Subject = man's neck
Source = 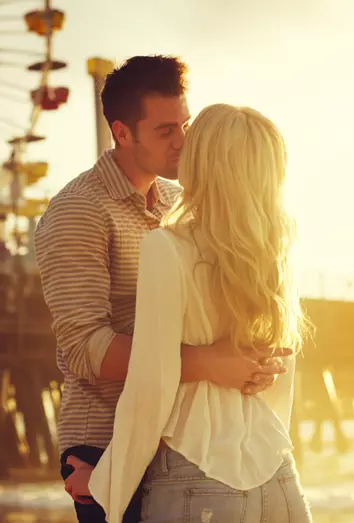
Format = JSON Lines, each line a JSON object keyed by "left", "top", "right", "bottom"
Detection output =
{"left": 113, "top": 148, "right": 155, "bottom": 197}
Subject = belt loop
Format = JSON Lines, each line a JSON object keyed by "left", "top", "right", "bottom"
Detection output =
{"left": 161, "top": 447, "right": 168, "bottom": 473}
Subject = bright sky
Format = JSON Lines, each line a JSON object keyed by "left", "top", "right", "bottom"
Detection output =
{"left": 1, "top": 0, "right": 354, "bottom": 298}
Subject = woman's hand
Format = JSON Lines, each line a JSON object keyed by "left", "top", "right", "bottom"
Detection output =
{"left": 64, "top": 456, "right": 95, "bottom": 504}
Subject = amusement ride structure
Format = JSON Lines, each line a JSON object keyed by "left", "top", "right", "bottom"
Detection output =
{"left": 0, "top": 0, "right": 69, "bottom": 476}
{"left": 0, "top": 1, "right": 114, "bottom": 478}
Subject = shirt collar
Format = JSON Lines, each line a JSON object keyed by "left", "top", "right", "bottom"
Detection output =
{"left": 95, "top": 149, "right": 135, "bottom": 200}
{"left": 95, "top": 149, "right": 168, "bottom": 205}
{"left": 152, "top": 177, "right": 169, "bottom": 206}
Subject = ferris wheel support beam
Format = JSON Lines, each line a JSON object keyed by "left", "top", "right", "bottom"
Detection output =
{"left": 87, "top": 57, "right": 114, "bottom": 158}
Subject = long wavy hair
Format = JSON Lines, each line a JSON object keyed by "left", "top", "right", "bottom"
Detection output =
{"left": 163, "top": 104, "right": 306, "bottom": 353}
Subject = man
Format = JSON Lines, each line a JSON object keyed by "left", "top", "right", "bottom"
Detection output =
{"left": 35, "top": 55, "right": 290, "bottom": 523}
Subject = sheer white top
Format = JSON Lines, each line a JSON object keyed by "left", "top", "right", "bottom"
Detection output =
{"left": 89, "top": 227, "right": 294, "bottom": 522}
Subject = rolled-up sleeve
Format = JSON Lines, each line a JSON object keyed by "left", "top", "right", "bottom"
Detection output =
{"left": 35, "top": 191, "right": 116, "bottom": 384}
{"left": 89, "top": 228, "right": 186, "bottom": 522}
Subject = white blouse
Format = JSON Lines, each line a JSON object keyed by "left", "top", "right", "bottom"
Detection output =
{"left": 89, "top": 227, "right": 295, "bottom": 523}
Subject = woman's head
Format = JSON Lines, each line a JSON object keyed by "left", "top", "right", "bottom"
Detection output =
{"left": 166, "top": 104, "right": 305, "bottom": 352}
{"left": 178, "top": 104, "right": 286, "bottom": 224}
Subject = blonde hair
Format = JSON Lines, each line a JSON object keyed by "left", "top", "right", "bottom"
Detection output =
{"left": 163, "top": 104, "right": 305, "bottom": 353}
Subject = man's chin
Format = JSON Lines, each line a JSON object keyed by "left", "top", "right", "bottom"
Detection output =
{"left": 158, "top": 170, "right": 179, "bottom": 181}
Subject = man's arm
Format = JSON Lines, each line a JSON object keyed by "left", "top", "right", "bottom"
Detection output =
{"left": 35, "top": 192, "right": 117, "bottom": 385}
{"left": 99, "top": 314, "right": 289, "bottom": 392}
{"left": 99, "top": 333, "right": 289, "bottom": 388}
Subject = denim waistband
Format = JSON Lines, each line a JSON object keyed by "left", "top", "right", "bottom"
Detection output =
{"left": 149, "top": 443, "right": 294, "bottom": 480}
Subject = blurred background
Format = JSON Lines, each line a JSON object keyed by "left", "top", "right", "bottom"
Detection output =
{"left": 0, "top": 0, "right": 354, "bottom": 522}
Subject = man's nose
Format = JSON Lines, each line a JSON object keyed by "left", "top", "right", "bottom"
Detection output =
{"left": 172, "top": 127, "right": 186, "bottom": 150}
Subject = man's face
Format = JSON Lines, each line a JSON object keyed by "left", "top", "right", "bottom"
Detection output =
{"left": 132, "top": 95, "right": 191, "bottom": 180}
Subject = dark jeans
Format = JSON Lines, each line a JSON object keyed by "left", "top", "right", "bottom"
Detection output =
{"left": 61, "top": 445, "right": 142, "bottom": 523}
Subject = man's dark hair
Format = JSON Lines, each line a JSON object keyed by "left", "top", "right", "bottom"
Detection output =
{"left": 101, "top": 55, "right": 188, "bottom": 136}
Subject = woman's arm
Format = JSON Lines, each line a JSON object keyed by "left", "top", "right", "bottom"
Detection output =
{"left": 88, "top": 229, "right": 186, "bottom": 522}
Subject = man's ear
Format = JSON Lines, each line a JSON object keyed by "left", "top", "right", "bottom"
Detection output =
{"left": 112, "top": 121, "right": 133, "bottom": 147}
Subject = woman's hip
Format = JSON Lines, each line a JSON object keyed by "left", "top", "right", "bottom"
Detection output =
{"left": 140, "top": 446, "right": 312, "bottom": 523}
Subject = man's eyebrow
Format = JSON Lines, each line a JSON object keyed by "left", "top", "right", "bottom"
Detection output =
{"left": 154, "top": 116, "right": 191, "bottom": 130}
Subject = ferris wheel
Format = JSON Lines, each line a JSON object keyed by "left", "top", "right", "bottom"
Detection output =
{"left": 0, "top": 0, "right": 68, "bottom": 247}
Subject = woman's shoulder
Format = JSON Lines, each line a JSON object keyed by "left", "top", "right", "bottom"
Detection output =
{"left": 142, "top": 226, "right": 197, "bottom": 261}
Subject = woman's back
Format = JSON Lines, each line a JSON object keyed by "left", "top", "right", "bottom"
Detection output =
{"left": 159, "top": 226, "right": 295, "bottom": 490}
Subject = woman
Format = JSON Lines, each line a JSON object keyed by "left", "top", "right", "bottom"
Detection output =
{"left": 67, "top": 104, "right": 312, "bottom": 522}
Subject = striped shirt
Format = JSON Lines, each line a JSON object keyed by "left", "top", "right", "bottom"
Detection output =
{"left": 35, "top": 149, "right": 181, "bottom": 454}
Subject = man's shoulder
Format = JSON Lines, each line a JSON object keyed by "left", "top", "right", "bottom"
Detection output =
{"left": 37, "top": 167, "right": 106, "bottom": 231}
{"left": 53, "top": 166, "right": 101, "bottom": 202}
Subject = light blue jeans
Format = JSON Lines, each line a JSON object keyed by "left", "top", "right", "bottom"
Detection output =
{"left": 140, "top": 446, "right": 312, "bottom": 523}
